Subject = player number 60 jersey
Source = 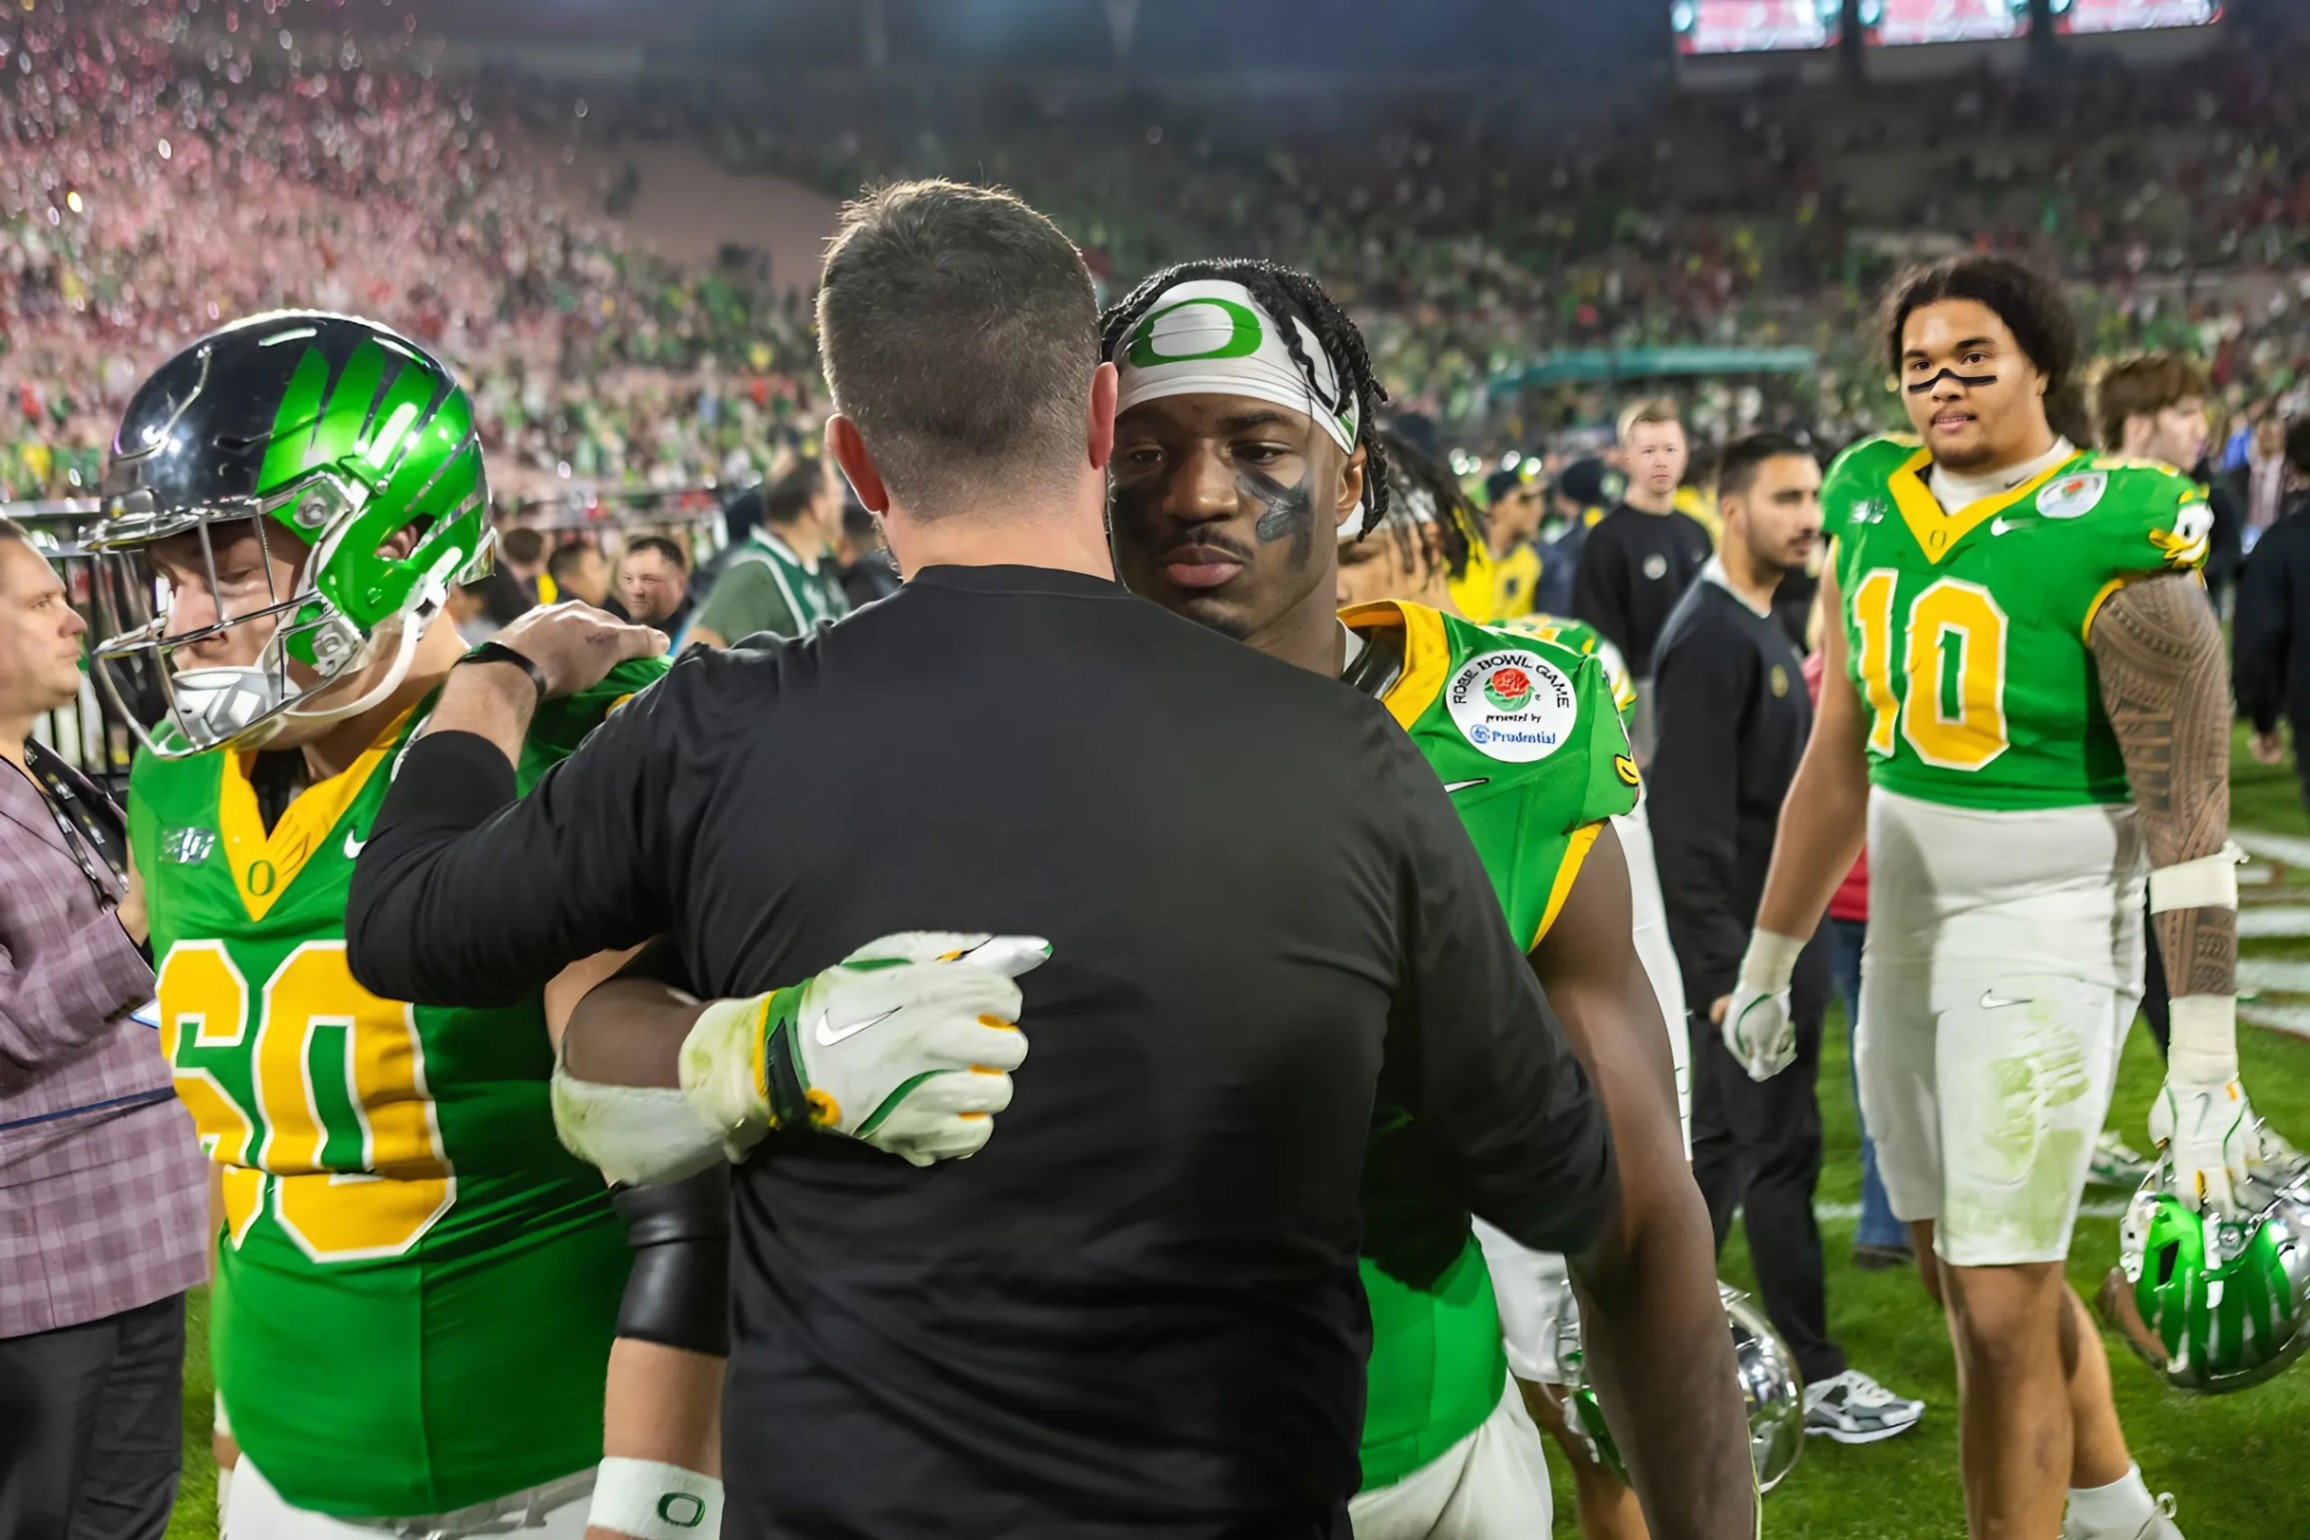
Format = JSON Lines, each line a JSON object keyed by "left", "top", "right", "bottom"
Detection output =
{"left": 1820, "top": 436, "right": 2210, "bottom": 813}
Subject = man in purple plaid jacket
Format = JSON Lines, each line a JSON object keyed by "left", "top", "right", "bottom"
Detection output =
{"left": 0, "top": 521, "right": 206, "bottom": 1540}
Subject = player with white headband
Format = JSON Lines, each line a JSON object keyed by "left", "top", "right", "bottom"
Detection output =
{"left": 1101, "top": 259, "right": 1754, "bottom": 1540}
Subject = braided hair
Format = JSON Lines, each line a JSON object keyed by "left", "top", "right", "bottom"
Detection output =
{"left": 1372, "top": 429, "right": 1485, "bottom": 582}
{"left": 1099, "top": 258, "right": 1392, "bottom": 535}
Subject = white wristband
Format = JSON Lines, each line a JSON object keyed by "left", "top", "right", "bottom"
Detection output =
{"left": 2148, "top": 842, "right": 2243, "bottom": 915}
{"left": 2166, "top": 995, "right": 2240, "bottom": 1087}
{"left": 589, "top": 1458, "right": 723, "bottom": 1539}
{"left": 1736, "top": 929, "right": 1807, "bottom": 996}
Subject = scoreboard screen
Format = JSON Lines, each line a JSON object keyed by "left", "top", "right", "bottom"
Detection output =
{"left": 1672, "top": 1, "right": 1842, "bottom": 55}
{"left": 1859, "top": 0, "right": 2028, "bottom": 46}
{"left": 2050, "top": 0, "right": 2221, "bottom": 34}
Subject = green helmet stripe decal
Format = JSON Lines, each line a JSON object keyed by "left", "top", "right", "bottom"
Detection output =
{"left": 359, "top": 356, "right": 446, "bottom": 483}
{"left": 305, "top": 341, "right": 387, "bottom": 486}
{"left": 257, "top": 346, "right": 337, "bottom": 494}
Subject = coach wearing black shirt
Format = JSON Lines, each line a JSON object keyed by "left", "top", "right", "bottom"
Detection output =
{"left": 345, "top": 181, "right": 1617, "bottom": 1540}
{"left": 1571, "top": 400, "right": 1713, "bottom": 758}
{"left": 1648, "top": 433, "right": 1848, "bottom": 1388}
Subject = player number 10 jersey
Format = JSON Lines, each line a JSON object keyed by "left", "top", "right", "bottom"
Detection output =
{"left": 1820, "top": 436, "right": 2210, "bottom": 813}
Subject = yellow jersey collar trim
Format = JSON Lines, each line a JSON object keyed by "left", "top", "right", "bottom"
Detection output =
{"left": 215, "top": 707, "right": 417, "bottom": 924}
{"left": 1887, "top": 446, "right": 2084, "bottom": 567}
{"left": 1341, "top": 600, "right": 1452, "bottom": 732}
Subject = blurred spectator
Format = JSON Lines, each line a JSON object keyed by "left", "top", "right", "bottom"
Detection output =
{"left": 1482, "top": 465, "right": 1545, "bottom": 621}
{"left": 2232, "top": 412, "right": 2293, "bottom": 552}
{"left": 835, "top": 506, "right": 901, "bottom": 612}
{"left": 0, "top": 522, "right": 204, "bottom": 1540}
{"left": 1533, "top": 458, "right": 1618, "bottom": 620}
{"left": 2233, "top": 420, "right": 2310, "bottom": 817}
{"left": 547, "top": 542, "right": 621, "bottom": 618}
{"left": 1572, "top": 400, "right": 1713, "bottom": 758}
{"left": 618, "top": 536, "right": 694, "bottom": 636}
{"left": 687, "top": 458, "right": 850, "bottom": 648}
{"left": 494, "top": 528, "right": 550, "bottom": 613}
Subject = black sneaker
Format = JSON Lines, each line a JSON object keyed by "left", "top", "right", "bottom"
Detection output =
{"left": 1804, "top": 1369, "right": 1924, "bottom": 1444}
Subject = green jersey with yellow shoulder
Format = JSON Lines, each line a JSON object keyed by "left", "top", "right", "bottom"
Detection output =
{"left": 1820, "top": 436, "right": 2210, "bottom": 813}
{"left": 129, "top": 657, "right": 667, "bottom": 1517}
{"left": 1342, "top": 600, "right": 1638, "bottom": 1489}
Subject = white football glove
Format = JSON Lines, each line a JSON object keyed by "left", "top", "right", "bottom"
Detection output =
{"left": 1723, "top": 929, "right": 1806, "bottom": 1082}
{"left": 681, "top": 932, "right": 1050, "bottom": 1168}
{"left": 2155, "top": 994, "right": 2255, "bottom": 1215}
{"left": 2150, "top": 1077, "right": 2255, "bottom": 1216}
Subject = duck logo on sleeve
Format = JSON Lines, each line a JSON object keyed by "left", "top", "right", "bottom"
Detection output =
{"left": 1449, "top": 651, "right": 1578, "bottom": 764}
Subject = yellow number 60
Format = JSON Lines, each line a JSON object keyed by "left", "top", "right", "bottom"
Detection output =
{"left": 158, "top": 941, "right": 455, "bottom": 1264}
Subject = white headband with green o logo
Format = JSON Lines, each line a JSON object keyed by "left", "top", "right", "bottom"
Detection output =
{"left": 1114, "top": 279, "right": 1361, "bottom": 458}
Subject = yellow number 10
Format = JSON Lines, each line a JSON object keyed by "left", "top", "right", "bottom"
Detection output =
{"left": 1852, "top": 570, "right": 2010, "bottom": 772}
{"left": 158, "top": 940, "right": 455, "bottom": 1264}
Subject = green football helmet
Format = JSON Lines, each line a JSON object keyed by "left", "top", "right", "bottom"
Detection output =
{"left": 1558, "top": 1282, "right": 1803, "bottom": 1495}
{"left": 88, "top": 312, "right": 490, "bottom": 757}
{"left": 2098, "top": 1145, "right": 2310, "bottom": 1394}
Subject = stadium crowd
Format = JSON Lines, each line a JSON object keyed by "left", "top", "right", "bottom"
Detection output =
{"left": 10, "top": 2, "right": 2310, "bottom": 507}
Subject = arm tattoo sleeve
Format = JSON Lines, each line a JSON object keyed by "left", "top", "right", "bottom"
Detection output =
{"left": 2090, "top": 574, "right": 2235, "bottom": 1001}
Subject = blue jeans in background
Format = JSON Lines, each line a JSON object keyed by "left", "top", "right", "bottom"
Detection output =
{"left": 1828, "top": 917, "right": 1906, "bottom": 1251}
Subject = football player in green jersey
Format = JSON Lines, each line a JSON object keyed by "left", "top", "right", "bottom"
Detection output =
{"left": 1335, "top": 429, "right": 1704, "bottom": 1540}
{"left": 1100, "top": 260, "right": 1751, "bottom": 1540}
{"left": 85, "top": 313, "right": 717, "bottom": 1540}
{"left": 1726, "top": 256, "right": 2268, "bottom": 1540}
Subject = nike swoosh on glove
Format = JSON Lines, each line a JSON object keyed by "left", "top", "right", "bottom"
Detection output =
{"left": 682, "top": 932, "right": 1050, "bottom": 1168}
{"left": 1722, "top": 986, "right": 1796, "bottom": 1082}
{"left": 2151, "top": 1077, "right": 2255, "bottom": 1216}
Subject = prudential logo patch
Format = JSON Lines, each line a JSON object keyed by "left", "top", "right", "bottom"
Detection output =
{"left": 1449, "top": 651, "right": 1578, "bottom": 764}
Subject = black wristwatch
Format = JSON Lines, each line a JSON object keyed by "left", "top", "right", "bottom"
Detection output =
{"left": 457, "top": 640, "right": 550, "bottom": 703}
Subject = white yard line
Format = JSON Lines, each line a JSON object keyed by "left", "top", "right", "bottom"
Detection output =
{"left": 1816, "top": 1200, "right": 2129, "bottom": 1221}
{"left": 2240, "top": 906, "right": 2310, "bottom": 938}
{"left": 2234, "top": 829, "right": 2310, "bottom": 870}
{"left": 2243, "top": 1003, "right": 2310, "bottom": 1041}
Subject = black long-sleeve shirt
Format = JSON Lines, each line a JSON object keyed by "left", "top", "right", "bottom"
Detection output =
{"left": 345, "top": 563, "right": 1614, "bottom": 1540}
{"left": 1647, "top": 566, "right": 1813, "bottom": 1010}
{"left": 1568, "top": 501, "right": 1713, "bottom": 678}
{"left": 2234, "top": 499, "right": 2310, "bottom": 734}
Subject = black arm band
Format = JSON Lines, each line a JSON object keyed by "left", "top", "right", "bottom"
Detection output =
{"left": 611, "top": 1166, "right": 731, "bottom": 1357}
{"left": 457, "top": 640, "right": 550, "bottom": 703}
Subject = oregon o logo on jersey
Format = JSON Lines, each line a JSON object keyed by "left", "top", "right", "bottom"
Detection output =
{"left": 1448, "top": 650, "right": 1578, "bottom": 763}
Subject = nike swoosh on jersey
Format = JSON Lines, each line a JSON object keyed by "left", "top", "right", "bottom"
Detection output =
{"left": 1990, "top": 517, "right": 2019, "bottom": 536}
{"left": 343, "top": 831, "right": 367, "bottom": 858}
{"left": 1978, "top": 990, "right": 2031, "bottom": 1010}
{"left": 1443, "top": 779, "right": 1491, "bottom": 795}
{"left": 815, "top": 1005, "right": 902, "bottom": 1048}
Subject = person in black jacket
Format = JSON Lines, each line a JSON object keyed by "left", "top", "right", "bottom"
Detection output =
{"left": 2234, "top": 419, "right": 2310, "bottom": 817}
{"left": 1648, "top": 431, "right": 1924, "bottom": 1443}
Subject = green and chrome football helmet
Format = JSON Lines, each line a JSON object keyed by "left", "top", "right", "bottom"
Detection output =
{"left": 2098, "top": 1146, "right": 2310, "bottom": 1395}
{"left": 1558, "top": 1282, "right": 1803, "bottom": 1495}
{"left": 88, "top": 312, "right": 490, "bottom": 757}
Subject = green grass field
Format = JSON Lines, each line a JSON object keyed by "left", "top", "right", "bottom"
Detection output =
{"left": 163, "top": 734, "right": 2310, "bottom": 1538}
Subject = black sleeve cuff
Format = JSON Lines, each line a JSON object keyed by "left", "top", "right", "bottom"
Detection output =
{"left": 374, "top": 730, "right": 521, "bottom": 836}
